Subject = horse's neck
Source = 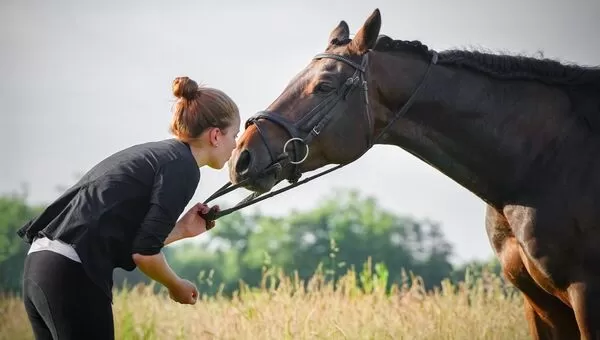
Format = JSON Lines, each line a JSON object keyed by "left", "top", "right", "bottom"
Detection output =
{"left": 371, "top": 53, "right": 575, "bottom": 206}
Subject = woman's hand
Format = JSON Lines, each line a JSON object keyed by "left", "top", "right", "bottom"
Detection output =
{"left": 178, "top": 203, "right": 220, "bottom": 238}
{"left": 163, "top": 203, "right": 220, "bottom": 246}
{"left": 168, "top": 278, "right": 199, "bottom": 305}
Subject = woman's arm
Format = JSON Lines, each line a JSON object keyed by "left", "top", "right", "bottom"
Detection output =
{"left": 132, "top": 252, "right": 179, "bottom": 288}
{"left": 163, "top": 224, "right": 185, "bottom": 246}
{"left": 132, "top": 252, "right": 199, "bottom": 304}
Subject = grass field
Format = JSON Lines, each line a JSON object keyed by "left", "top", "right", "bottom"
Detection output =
{"left": 0, "top": 262, "right": 529, "bottom": 340}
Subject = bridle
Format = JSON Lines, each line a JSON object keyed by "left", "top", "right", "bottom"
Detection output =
{"left": 243, "top": 52, "right": 374, "bottom": 184}
{"left": 200, "top": 48, "right": 439, "bottom": 223}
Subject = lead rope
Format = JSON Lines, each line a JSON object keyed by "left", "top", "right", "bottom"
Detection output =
{"left": 200, "top": 51, "right": 438, "bottom": 222}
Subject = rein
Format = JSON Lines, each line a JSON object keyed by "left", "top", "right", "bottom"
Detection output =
{"left": 199, "top": 50, "right": 439, "bottom": 222}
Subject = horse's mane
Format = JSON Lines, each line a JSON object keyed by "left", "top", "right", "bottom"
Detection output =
{"left": 371, "top": 35, "right": 600, "bottom": 89}
{"left": 330, "top": 35, "right": 600, "bottom": 129}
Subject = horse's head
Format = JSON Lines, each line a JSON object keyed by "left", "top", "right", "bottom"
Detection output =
{"left": 229, "top": 9, "right": 385, "bottom": 193}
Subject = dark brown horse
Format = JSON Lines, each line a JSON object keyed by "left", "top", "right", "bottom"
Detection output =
{"left": 227, "top": 8, "right": 600, "bottom": 339}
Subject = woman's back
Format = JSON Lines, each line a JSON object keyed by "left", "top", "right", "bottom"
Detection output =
{"left": 18, "top": 138, "right": 200, "bottom": 299}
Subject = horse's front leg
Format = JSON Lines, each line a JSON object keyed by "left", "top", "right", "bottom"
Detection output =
{"left": 568, "top": 277, "right": 600, "bottom": 339}
{"left": 486, "top": 205, "right": 580, "bottom": 339}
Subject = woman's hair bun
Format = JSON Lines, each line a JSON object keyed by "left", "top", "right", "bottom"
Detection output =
{"left": 172, "top": 76, "right": 199, "bottom": 100}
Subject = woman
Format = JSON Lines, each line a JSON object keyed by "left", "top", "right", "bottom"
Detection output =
{"left": 17, "top": 76, "right": 241, "bottom": 340}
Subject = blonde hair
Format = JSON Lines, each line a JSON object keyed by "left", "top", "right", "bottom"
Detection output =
{"left": 170, "top": 76, "right": 239, "bottom": 141}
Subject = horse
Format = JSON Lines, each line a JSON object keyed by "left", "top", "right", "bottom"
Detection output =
{"left": 226, "top": 8, "right": 600, "bottom": 339}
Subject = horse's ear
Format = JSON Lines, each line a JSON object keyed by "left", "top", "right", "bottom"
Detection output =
{"left": 350, "top": 9, "right": 381, "bottom": 54}
{"left": 328, "top": 20, "right": 350, "bottom": 46}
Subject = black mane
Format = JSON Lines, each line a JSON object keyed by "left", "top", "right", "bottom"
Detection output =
{"left": 373, "top": 35, "right": 600, "bottom": 88}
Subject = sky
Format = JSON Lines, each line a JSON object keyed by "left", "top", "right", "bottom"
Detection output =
{"left": 1, "top": 0, "right": 599, "bottom": 265}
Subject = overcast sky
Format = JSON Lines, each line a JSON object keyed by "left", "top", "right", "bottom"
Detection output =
{"left": 2, "top": 0, "right": 598, "bottom": 264}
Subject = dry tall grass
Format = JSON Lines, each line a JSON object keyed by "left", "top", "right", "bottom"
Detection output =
{"left": 0, "top": 261, "right": 529, "bottom": 340}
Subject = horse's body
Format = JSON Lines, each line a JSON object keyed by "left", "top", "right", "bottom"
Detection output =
{"left": 227, "top": 9, "right": 600, "bottom": 339}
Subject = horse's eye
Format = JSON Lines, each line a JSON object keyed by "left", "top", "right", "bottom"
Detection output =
{"left": 314, "top": 83, "right": 335, "bottom": 93}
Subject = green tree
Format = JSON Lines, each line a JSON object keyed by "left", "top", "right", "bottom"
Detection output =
{"left": 0, "top": 191, "right": 44, "bottom": 293}
{"left": 200, "top": 189, "right": 456, "bottom": 293}
{"left": 2, "top": 187, "right": 462, "bottom": 298}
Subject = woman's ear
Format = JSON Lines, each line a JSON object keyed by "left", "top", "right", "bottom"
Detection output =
{"left": 208, "top": 127, "right": 221, "bottom": 147}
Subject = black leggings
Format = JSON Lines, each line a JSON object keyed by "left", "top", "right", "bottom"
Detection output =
{"left": 22, "top": 251, "right": 114, "bottom": 340}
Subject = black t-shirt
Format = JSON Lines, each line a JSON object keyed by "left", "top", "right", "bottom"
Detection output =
{"left": 17, "top": 138, "right": 200, "bottom": 301}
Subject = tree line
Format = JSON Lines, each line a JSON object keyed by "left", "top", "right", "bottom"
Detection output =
{"left": 0, "top": 188, "right": 501, "bottom": 296}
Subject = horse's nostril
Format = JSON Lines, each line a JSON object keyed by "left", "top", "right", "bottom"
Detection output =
{"left": 235, "top": 150, "right": 252, "bottom": 175}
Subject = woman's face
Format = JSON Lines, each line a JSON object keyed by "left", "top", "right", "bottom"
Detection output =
{"left": 209, "top": 116, "right": 241, "bottom": 169}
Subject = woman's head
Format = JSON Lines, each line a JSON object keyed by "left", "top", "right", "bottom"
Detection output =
{"left": 170, "top": 76, "right": 240, "bottom": 169}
